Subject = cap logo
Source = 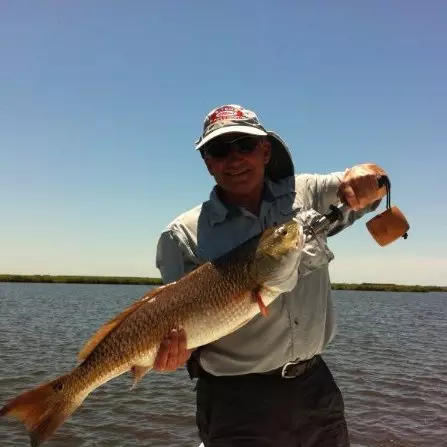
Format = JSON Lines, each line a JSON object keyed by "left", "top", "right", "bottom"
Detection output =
{"left": 195, "top": 104, "right": 268, "bottom": 149}
{"left": 208, "top": 106, "right": 247, "bottom": 125}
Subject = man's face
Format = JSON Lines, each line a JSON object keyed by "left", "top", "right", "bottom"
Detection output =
{"left": 202, "top": 134, "right": 271, "bottom": 195}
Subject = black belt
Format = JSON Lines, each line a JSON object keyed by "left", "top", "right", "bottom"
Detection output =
{"left": 194, "top": 355, "right": 321, "bottom": 380}
{"left": 263, "top": 355, "right": 321, "bottom": 379}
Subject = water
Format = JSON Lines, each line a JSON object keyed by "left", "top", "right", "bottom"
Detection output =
{"left": 0, "top": 283, "right": 446, "bottom": 447}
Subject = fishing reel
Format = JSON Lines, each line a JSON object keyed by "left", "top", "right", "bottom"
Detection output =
{"left": 310, "top": 175, "right": 410, "bottom": 246}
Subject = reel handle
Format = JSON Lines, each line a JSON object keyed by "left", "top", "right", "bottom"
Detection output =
{"left": 366, "top": 205, "right": 409, "bottom": 246}
{"left": 365, "top": 174, "right": 410, "bottom": 246}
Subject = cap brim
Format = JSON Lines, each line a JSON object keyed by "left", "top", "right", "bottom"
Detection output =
{"left": 195, "top": 125, "right": 267, "bottom": 150}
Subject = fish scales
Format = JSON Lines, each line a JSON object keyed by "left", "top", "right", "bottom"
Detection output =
{"left": 0, "top": 218, "right": 304, "bottom": 446}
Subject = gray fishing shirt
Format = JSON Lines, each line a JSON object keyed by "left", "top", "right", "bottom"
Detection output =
{"left": 155, "top": 173, "right": 378, "bottom": 376}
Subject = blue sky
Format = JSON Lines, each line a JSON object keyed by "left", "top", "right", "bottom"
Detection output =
{"left": 1, "top": 1, "right": 446, "bottom": 285}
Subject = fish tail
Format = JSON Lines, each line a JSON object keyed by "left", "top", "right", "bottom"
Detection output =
{"left": 0, "top": 373, "right": 85, "bottom": 447}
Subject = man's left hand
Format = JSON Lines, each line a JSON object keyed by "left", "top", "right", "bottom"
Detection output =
{"left": 338, "top": 163, "right": 388, "bottom": 211}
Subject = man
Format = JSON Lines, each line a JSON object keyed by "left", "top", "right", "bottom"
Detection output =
{"left": 154, "top": 104, "right": 387, "bottom": 447}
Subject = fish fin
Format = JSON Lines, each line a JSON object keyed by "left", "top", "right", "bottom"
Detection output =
{"left": 0, "top": 373, "right": 83, "bottom": 447}
{"left": 252, "top": 287, "right": 269, "bottom": 317}
{"left": 130, "top": 365, "right": 152, "bottom": 390}
{"left": 77, "top": 285, "right": 169, "bottom": 362}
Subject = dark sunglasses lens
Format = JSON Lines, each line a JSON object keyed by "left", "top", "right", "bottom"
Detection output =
{"left": 206, "top": 143, "right": 230, "bottom": 158}
{"left": 205, "top": 136, "right": 258, "bottom": 158}
{"left": 238, "top": 141, "right": 257, "bottom": 153}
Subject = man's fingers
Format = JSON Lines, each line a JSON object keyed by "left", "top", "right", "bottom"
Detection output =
{"left": 165, "top": 329, "right": 179, "bottom": 371}
{"left": 178, "top": 329, "right": 191, "bottom": 364}
{"left": 340, "top": 183, "right": 360, "bottom": 210}
{"left": 153, "top": 328, "right": 191, "bottom": 372}
{"left": 178, "top": 328, "right": 187, "bottom": 353}
{"left": 154, "top": 336, "right": 171, "bottom": 371}
{"left": 179, "top": 349, "right": 192, "bottom": 365}
{"left": 340, "top": 175, "right": 379, "bottom": 210}
{"left": 339, "top": 164, "right": 389, "bottom": 210}
{"left": 356, "top": 175, "right": 381, "bottom": 207}
{"left": 169, "top": 329, "right": 179, "bottom": 357}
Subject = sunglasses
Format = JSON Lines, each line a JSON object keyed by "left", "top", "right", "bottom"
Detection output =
{"left": 204, "top": 135, "right": 260, "bottom": 159}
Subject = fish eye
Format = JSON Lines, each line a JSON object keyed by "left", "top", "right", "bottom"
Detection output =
{"left": 52, "top": 381, "right": 64, "bottom": 392}
{"left": 276, "top": 227, "right": 288, "bottom": 237}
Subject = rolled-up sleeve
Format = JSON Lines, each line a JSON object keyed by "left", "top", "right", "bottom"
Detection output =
{"left": 155, "top": 228, "right": 198, "bottom": 284}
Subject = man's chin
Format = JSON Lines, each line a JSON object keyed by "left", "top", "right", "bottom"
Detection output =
{"left": 223, "top": 178, "right": 258, "bottom": 195}
{"left": 223, "top": 170, "right": 253, "bottom": 184}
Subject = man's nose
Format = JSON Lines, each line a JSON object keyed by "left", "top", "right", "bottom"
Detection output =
{"left": 225, "top": 146, "right": 245, "bottom": 162}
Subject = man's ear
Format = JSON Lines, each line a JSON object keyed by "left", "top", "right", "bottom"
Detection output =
{"left": 261, "top": 138, "right": 272, "bottom": 165}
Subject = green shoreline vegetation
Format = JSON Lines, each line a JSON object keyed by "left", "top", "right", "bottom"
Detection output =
{"left": 0, "top": 274, "right": 445, "bottom": 293}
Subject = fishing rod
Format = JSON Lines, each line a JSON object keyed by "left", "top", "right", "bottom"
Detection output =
{"left": 308, "top": 175, "right": 410, "bottom": 246}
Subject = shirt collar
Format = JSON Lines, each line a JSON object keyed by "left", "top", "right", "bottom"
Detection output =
{"left": 206, "top": 177, "right": 295, "bottom": 226}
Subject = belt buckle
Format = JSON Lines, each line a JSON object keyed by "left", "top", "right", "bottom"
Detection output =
{"left": 281, "top": 361, "right": 299, "bottom": 379}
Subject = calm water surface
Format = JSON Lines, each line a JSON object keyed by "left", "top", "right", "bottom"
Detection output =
{"left": 0, "top": 283, "right": 446, "bottom": 447}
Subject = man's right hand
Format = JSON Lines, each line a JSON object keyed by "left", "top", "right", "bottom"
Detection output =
{"left": 153, "top": 328, "right": 193, "bottom": 372}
